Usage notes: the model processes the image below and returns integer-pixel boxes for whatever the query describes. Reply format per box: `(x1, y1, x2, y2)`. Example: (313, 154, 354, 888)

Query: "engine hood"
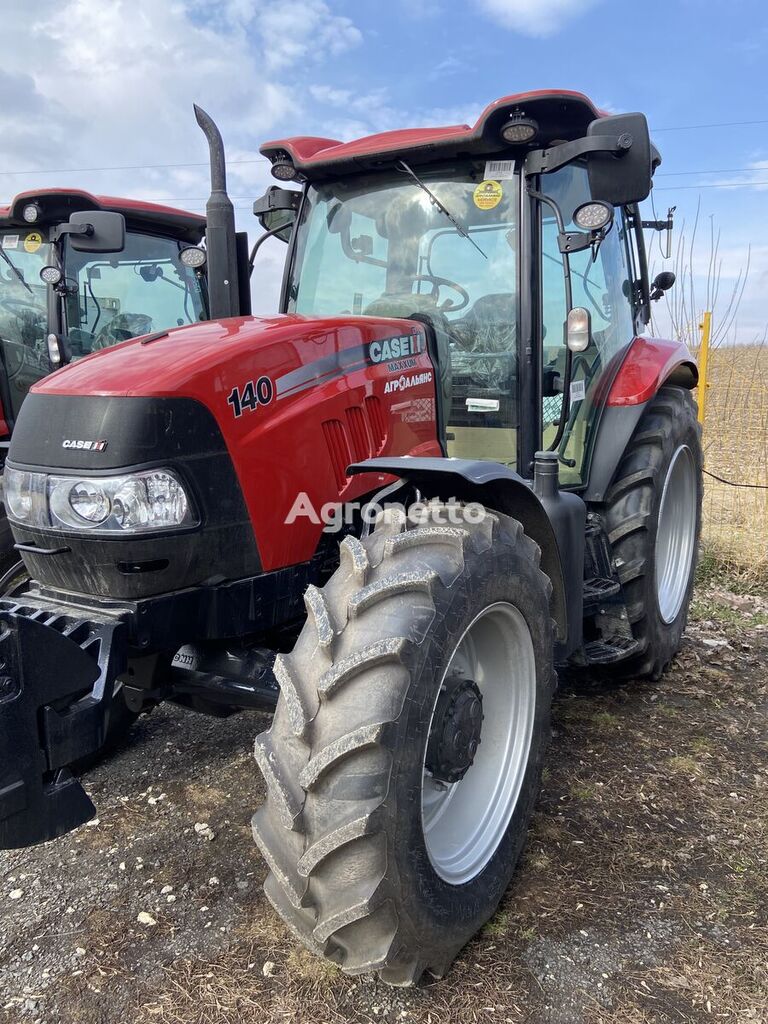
(14, 312, 441, 575)
(35, 315, 423, 399)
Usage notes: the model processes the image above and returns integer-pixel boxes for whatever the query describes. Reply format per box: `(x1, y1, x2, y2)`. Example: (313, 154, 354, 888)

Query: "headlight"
(4, 468, 46, 524)
(4, 466, 197, 533)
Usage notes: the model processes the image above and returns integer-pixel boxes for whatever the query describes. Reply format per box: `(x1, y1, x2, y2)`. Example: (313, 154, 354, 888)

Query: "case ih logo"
(62, 439, 108, 452)
(369, 334, 425, 364)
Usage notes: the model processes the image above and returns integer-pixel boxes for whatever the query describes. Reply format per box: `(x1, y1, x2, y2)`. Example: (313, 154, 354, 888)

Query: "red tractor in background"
(0, 92, 701, 986)
(0, 187, 252, 576)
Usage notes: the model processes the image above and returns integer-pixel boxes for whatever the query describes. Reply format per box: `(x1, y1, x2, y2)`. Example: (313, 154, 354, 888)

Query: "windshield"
(63, 230, 207, 358)
(288, 164, 517, 319)
(288, 163, 520, 464)
(0, 229, 54, 420)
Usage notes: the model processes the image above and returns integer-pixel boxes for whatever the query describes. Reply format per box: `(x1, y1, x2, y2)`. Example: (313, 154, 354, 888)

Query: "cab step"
(583, 576, 621, 613)
(584, 635, 645, 665)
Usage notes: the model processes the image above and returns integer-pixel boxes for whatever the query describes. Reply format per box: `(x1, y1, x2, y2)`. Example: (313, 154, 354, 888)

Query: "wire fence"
(695, 339, 768, 584)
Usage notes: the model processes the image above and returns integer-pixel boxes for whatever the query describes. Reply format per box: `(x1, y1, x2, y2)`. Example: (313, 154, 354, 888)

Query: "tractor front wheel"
(252, 503, 555, 984)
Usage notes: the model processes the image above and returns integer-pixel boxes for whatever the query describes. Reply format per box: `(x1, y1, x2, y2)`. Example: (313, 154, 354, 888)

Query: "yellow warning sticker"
(23, 231, 42, 253)
(473, 180, 503, 211)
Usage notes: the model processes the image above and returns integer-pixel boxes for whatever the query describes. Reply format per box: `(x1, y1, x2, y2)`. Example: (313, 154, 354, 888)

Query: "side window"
(64, 232, 206, 358)
(291, 200, 388, 315)
(541, 165, 635, 485)
(0, 233, 54, 419)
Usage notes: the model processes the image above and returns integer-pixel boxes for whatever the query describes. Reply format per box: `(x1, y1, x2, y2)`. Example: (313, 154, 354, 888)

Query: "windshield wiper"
(398, 160, 486, 259)
(0, 242, 33, 296)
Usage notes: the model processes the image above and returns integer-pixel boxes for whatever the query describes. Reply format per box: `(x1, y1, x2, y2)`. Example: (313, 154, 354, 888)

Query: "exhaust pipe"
(194, 104, 240, 320)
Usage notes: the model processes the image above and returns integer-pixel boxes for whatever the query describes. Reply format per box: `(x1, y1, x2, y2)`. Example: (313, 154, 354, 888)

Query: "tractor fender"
(585, 337, 698, 503)
(348, 456, 575, 648)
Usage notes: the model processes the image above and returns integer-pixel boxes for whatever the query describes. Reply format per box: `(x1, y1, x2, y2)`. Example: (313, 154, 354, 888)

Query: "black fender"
(349, 456, 577, 649)
(583, 402, 650, 503)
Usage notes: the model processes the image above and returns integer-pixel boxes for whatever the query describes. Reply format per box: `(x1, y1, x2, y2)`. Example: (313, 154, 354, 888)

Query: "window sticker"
(570, 379, 586, 403)
(484, 160, 515, 180)
(23, 231, 43, 253)
(473, 180, 503, 211)
(2, 234, 19, 250)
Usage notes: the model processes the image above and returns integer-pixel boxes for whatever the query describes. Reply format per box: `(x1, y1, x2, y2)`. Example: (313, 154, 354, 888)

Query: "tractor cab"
(258, 91, 674, 490)
(0, 190, 210, 424)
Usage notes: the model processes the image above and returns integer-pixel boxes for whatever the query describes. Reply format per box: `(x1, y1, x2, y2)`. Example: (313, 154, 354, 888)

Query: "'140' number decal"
(227, 376, 274, 418)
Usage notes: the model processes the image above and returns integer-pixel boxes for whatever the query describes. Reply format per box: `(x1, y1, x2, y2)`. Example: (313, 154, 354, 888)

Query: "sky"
(3, 0, 767, 343)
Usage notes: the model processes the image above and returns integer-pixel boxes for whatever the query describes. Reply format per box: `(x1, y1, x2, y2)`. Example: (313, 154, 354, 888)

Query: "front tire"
(602, 386, 703, 680)
(252, 503, 555, 985)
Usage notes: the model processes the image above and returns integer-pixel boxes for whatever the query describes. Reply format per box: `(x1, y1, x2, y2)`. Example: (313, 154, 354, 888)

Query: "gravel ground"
(1, 585, 766, 1024)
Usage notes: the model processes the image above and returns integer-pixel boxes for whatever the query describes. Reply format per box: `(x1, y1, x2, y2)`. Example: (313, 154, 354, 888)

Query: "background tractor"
(0, 186, 252, 580)
(0, 91, 701, 986)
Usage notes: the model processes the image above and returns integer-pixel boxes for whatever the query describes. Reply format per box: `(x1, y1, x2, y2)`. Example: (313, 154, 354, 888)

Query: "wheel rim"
(421, 602, 536, 885)
(655, 444, 697, 624)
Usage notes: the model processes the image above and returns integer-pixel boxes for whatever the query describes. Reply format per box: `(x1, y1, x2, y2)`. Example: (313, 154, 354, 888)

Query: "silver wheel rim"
(421, 602, 536, 885)
(655, 444, 697, 624)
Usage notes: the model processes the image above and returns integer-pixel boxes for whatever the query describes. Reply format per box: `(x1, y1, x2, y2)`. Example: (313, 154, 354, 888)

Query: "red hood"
(35, 314, 426, 399)
(33, 313, 442, 572)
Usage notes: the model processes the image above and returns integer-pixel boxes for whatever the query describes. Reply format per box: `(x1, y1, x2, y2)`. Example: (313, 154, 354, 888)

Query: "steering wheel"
(93, 312, 154, 350)
(411, 274, 470, 313)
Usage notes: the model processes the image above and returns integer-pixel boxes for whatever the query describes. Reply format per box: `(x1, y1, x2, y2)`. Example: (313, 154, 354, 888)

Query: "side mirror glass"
(566, 306, 591, 352)
(586, 112, 652, 207)
(67, 210, 126, 253)
(253, 186, 300, 242)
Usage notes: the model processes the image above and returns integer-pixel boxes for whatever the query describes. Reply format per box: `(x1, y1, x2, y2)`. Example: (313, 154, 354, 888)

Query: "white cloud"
(255, 0, 362, 71)
(0, 0, 365, 311)
(473, 0, 599, 37)
(711, 160, 768, 192)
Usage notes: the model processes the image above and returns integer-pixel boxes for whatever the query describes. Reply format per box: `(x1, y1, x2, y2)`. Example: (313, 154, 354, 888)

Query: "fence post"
(697, 311, 712, 426)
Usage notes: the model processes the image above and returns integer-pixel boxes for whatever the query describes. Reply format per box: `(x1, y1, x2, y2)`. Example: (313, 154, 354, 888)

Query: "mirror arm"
(52, 222, 94, 241)
(524, 132, 633, 177)
(249, 224, 289, 275)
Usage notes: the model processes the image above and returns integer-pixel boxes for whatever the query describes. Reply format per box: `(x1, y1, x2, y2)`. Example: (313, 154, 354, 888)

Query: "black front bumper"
(0, 550, 335, 850)
(0, 602, 126, 849)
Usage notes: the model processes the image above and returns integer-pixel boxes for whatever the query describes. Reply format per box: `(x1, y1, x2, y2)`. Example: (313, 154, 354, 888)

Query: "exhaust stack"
(194, 104, 240, 320)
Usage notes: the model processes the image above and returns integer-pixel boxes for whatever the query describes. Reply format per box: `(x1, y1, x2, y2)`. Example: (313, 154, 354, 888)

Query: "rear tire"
(602, 386, 702, 680)
(252, 503, 555, 985)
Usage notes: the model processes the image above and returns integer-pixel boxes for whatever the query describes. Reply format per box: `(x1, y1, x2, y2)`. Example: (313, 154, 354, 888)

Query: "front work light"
(501, 115, 538, 144)
(180, 245, 206, 268)
(271, 158, 299, 182)
(40, 265, 63, 286)
(22, 202, 41, 223)
(573, 200, 614, 232)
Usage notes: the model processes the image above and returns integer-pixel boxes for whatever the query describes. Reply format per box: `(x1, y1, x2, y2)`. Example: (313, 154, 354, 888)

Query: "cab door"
(538, 164, 637, 487)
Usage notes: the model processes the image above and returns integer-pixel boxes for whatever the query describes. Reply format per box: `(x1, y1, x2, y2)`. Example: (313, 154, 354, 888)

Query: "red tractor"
(0, 92, 701, 986)
(0, 186, 251, 577)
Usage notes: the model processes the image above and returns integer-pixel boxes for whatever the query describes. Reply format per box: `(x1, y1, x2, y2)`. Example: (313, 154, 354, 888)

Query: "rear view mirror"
(253, 186, 300, 242)
(651, 271, 676, 301)
(586, 112, 652, 207)
(66, 210, 126, 253)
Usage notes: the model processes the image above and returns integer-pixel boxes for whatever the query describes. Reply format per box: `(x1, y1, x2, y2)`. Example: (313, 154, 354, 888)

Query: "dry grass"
(695, 342, 768, 586)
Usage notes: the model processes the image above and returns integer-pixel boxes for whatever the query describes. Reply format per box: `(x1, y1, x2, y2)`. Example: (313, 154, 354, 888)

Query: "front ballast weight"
(0, 601, 127, 849)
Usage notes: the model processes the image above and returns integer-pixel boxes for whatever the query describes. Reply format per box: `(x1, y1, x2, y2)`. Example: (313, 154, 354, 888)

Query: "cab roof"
(261, 89, 612, 179)
(0, 189, 205, 244)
